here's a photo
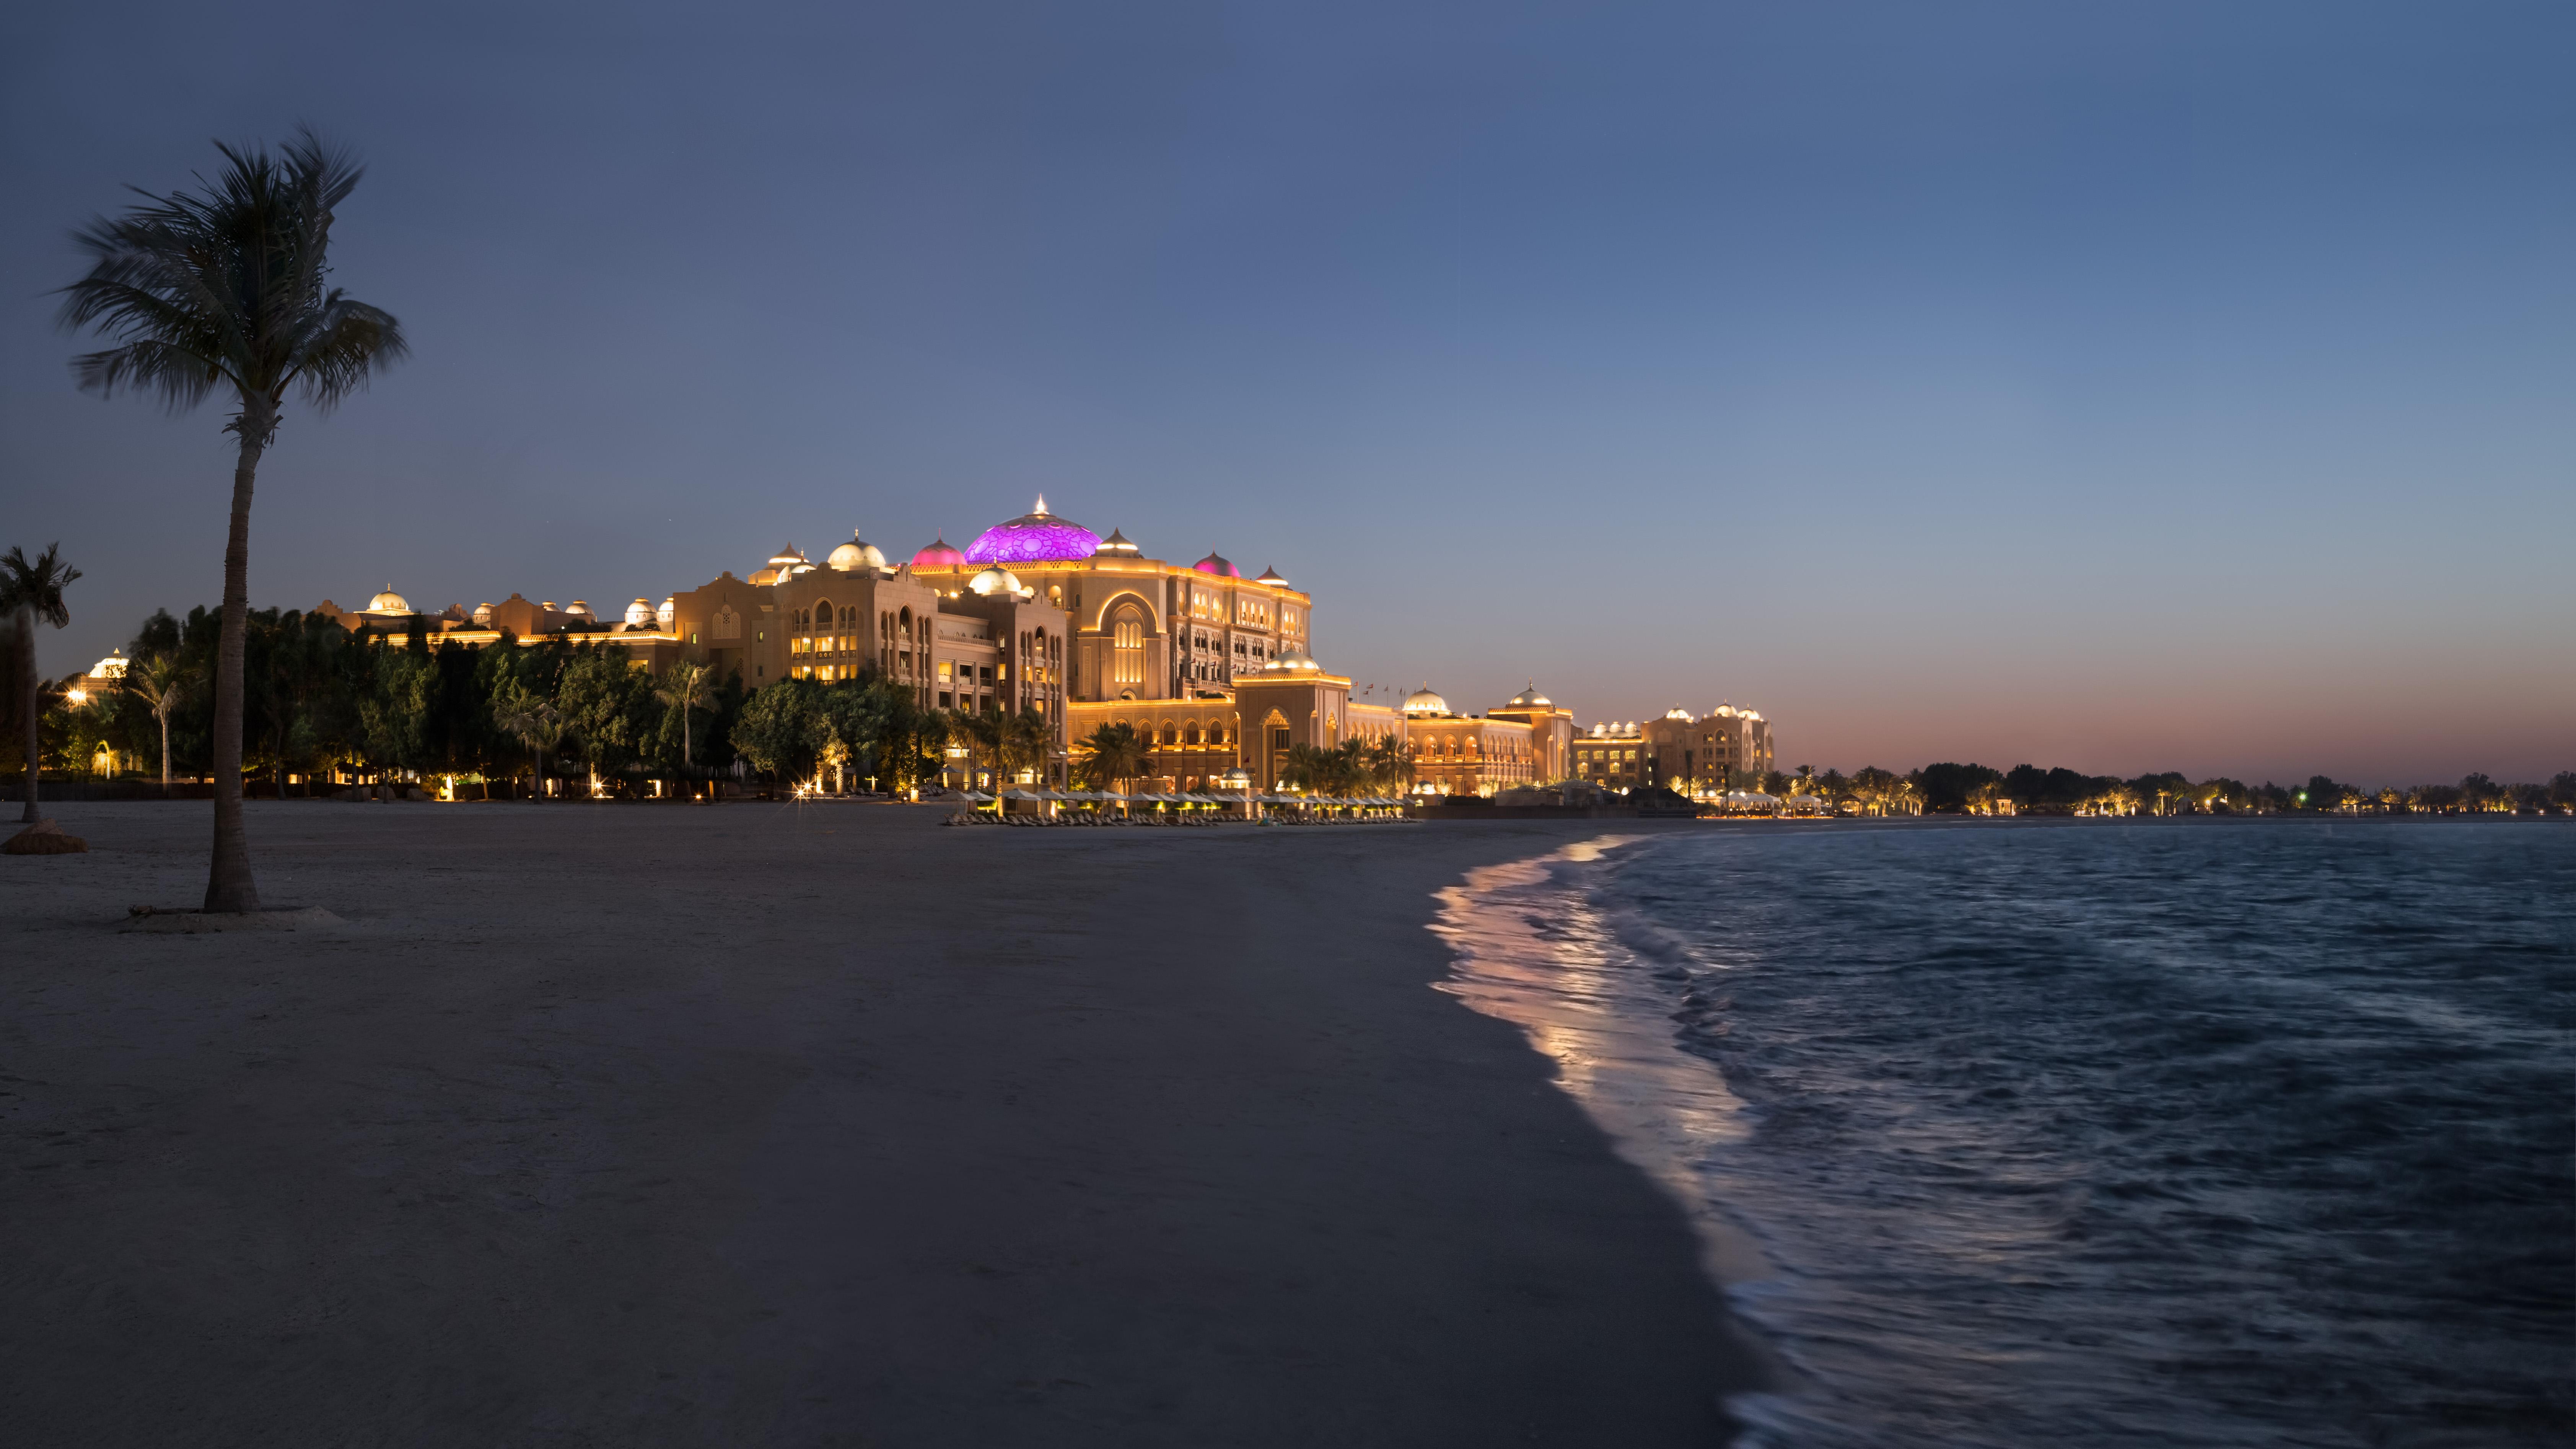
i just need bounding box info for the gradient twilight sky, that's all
[4,2,2569,785]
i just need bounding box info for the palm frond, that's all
[56,127,402,423]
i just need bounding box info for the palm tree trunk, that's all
[160,708,172,796]
[204,410,267,912]
[16,615,36,824]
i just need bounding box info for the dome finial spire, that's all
[1033,493,1048,516]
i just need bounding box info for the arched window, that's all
[1185,722,1201,746]
[814,601,834,629]
[1111,604,1145,686]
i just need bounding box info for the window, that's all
[1112,608,1145,686]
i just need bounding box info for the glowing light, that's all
[964,515,1103,564]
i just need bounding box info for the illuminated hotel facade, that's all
[317,497,1763,797]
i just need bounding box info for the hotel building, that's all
[316,496,1767,797]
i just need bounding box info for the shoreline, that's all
[3,803,1767,1446]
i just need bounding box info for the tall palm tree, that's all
[1074,721,1150,791]
[491,682,566,802]
[58,129,406,910]
[125,649,193,795]
[1,544,82,822]
[655,659,714,768]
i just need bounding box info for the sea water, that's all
[1433,821,2575,1447]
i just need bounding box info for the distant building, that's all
[1573,704,1774,796]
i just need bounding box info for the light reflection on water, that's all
[1431,837,1771,1289]
[1431,822,2576,1448]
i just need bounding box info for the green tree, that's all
[558,649,652,791]
[1,544,82,822]
[733,678,829,786]
[59,129,406,910]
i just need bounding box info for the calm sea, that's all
[1433,821,2576,1448]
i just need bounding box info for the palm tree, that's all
[491,682,566,802]
[1,544,82,823]
[995,706,1050,786]
[125,650,193,795]
[946,708,1002,790]
[58,129,406,911]
[654,659,714,768]
[1074,721,1150,791]
[1363,735,1415,796]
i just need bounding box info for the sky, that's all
[3,1,2569,786]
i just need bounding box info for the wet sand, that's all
[0,802,1763,1446]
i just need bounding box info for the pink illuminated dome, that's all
[1193,551,1240,578]
[963,496,1102,565]
[910,534,967,568]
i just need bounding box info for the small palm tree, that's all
[1074,721,1150,791]
[946,708,1002,790]
[655,659,714,768]
[1,544,83,824]
[491,682,566,801]
[124,650,194,795]
[58,129,406,910]
[997,706,1050,786]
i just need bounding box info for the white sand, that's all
[1,802,1764,1446]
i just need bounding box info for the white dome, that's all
[1507,683,1552,707]
[969,565,1023,596]
[623,598,656,627]
[828,534,889,571]
[89,648,129,679]
[1663,706,1692,721]
[1268,650,1319,671]
[366,585,410,614]
[471,601,495,625]
[656,596,675,628]
[1402,685,1449,716]
[564,600,594,619]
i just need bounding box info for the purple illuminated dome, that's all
[1193,551,1240,578]
[910,534,966,568]
[963,496,1102,565]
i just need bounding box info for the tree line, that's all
[1771,761,2576,816]
[4,605,987,798]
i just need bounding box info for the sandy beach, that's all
[1,801,1763,1446]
